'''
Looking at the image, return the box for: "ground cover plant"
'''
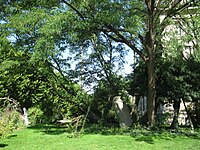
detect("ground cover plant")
[0,125,200,150]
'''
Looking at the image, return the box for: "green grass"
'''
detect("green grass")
[0,125,200,150]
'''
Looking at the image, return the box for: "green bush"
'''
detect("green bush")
[0,108,24,138]
[28,107,44,125]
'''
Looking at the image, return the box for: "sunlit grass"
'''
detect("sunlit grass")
[0,125,200,150]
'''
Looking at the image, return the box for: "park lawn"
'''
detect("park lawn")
[0,125,200,150]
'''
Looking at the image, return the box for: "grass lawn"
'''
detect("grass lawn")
[0,125,200,150]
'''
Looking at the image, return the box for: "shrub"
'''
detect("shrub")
[0,107,24,138]
[28,107,44,125]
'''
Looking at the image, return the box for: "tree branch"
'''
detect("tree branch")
[106,25,147,61]
[103,32,124,43]
[91,39,114,86]
[159,0,198,36]
[61,0,85,20]
[164,0,199,19]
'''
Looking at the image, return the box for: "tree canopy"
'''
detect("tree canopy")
[0,0,200,128]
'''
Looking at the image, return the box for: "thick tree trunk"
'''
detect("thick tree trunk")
[145,0,156,128]
[170,100,180,131]
[146,54,156,127]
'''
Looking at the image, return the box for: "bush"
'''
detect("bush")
[28,107,44,125]
[0,107,24,138]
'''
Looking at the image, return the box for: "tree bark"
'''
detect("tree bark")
[145,0,156,127]
[146,54,156,127]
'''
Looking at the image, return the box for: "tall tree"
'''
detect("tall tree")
[60,0,199,127]
[2,0,199,127]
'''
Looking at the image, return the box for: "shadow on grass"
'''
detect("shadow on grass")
[42,130,67,135]
[27,124,69,135]
[26,124,200,144]
[0,144,8,148]
[135,136,154,144]
[131,129,200,144]
[7,134,18,139]
[84,125,200,144]
[179,131,200,140]
[27,124,68,130]
[83,126,121,135]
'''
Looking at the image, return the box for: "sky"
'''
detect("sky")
[122,50,134,75]
[61,46,134,93]
[62,46,134,76]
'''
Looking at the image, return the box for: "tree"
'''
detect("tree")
[1,0,199,127]
[69,33,128,93]
[0,26,90,123]
[159,4,200,129]
[60,0,199,127]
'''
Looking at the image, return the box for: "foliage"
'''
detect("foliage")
[1,0,200,128]
[0,105,24,138]
[28,107,44,126]
[91,75,129,124]
[0,40,90,124]
[128,61,148,97]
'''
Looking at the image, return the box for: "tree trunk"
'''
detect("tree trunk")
[145,0,156,128]
[146,54,156,127]
[170,100,181,131]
